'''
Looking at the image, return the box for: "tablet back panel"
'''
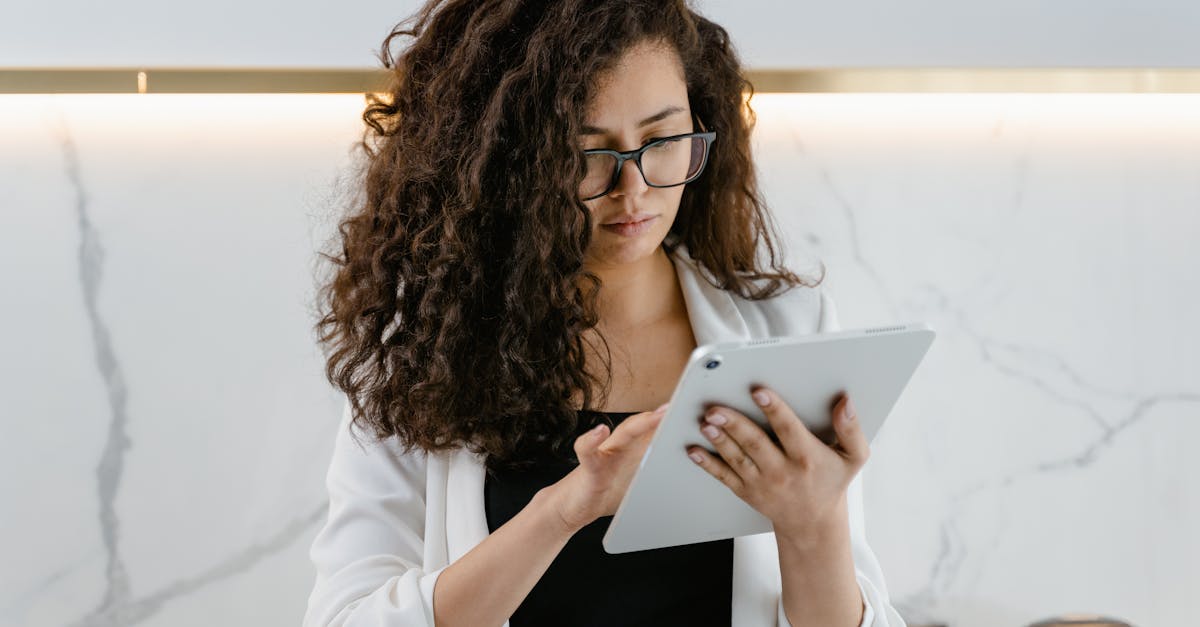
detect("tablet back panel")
[602,323,935,554]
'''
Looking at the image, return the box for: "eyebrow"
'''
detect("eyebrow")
[580,105,687,136]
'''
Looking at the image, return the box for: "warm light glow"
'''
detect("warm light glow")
[747,92,1200,142]
[0,94,370,145]
[3,92,1198,152]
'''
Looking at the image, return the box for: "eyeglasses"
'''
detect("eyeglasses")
[579,130,717,201]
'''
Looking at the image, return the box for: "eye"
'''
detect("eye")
[647,137,681,151]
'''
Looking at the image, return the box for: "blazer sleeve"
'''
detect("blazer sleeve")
[776,288,907,627]
[303,400,446,627]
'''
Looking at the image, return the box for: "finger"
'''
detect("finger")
[686,445,745,495]
[832,395,870,467]
[750,386,824,461]
[699,411,761,480]
[599,403,668,453]
[704,406,786,478]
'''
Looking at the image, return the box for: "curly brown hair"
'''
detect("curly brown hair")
[313,0,823,471]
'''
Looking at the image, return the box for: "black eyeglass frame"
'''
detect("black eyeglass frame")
[580,130,718,201]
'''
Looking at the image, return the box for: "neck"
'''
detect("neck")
[582,245,681,333]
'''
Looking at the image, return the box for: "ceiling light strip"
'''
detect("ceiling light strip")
[1,68,1198,94]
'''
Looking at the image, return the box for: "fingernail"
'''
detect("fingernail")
[842,398,857,422]
[706,410,727,426]
[689,452,704,464]
[655,402,670,414]
[752,389,771,406]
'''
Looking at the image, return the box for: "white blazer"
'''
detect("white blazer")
[304,242,906,627]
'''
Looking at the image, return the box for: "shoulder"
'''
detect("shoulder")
[330,399,432,494]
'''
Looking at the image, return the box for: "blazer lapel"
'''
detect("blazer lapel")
[668,242,753,346]
[445,446,490,563]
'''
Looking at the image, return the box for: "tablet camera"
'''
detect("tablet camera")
[703,355,723,370]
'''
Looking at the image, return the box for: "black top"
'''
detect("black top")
[484,410,733,627]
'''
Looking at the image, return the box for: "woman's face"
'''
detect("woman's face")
[579,39,692,268]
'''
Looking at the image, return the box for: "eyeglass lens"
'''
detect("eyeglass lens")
[580,135,708,199]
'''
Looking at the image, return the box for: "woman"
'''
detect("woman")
[306,1,905,626]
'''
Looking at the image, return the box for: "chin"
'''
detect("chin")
[586,227,668,267]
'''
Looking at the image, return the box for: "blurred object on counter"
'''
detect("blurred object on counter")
[1027,614,1133,626]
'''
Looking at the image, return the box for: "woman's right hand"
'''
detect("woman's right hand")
[544,403,670,533]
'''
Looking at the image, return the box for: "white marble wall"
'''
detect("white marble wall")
[1,92,1196,627]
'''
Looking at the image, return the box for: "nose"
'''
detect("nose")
[608,154,649,198]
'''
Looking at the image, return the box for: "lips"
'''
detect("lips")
[603,214,656,225]
[600,215,658,237]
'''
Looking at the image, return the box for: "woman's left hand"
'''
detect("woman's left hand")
[686,386,869,540]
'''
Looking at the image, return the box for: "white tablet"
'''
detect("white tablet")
[602,322,936,554]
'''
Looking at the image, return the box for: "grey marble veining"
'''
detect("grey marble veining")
[55,105,336,626]
[752,93,1200,626]
[1,92,1197,626]
[52,106,135,627]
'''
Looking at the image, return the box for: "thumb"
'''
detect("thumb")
[602,403,669,450]
[574,423,610,470]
